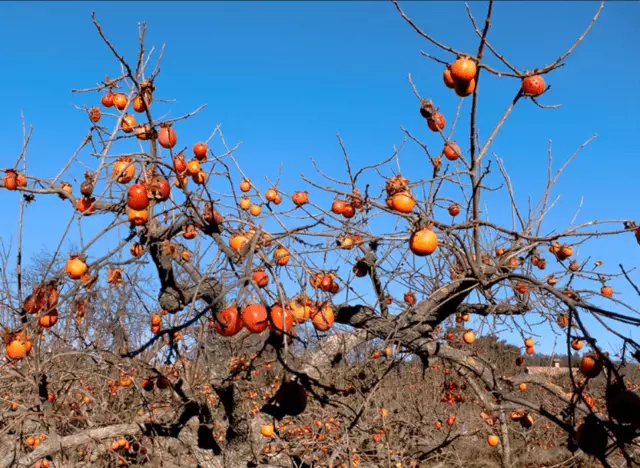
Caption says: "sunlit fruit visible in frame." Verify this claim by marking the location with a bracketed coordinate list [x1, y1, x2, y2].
[38, 310, 59, 328]
[242, 303, 268, 334]
[193, 142, 207, 160]
[186, 159, 200, 176]
[487, 434, 499, 447]
[128, 208, 148, 226]
[290, 296, 312, 323]
[112, 157, 136, 183]
[66, 256, 88, 280]
[127, 183, 149, 210]
[113, 93, 127, 110]
[192, 170, 206, 185]
[521, 74, 546, 97]
[239, 196, 251, 211]
[580, 355, 603, 378]
[6, 340, 27, 360]
[391, 191, 415, 213]
[121, 114, 136, 133]
[249, 204, 262, 216]
[312, 303, 335, 331]
[214, 306, 244, 337]
[448, 203, 460, 216]
[462, 331, 475, 344]
[266, 187, 278, 202]
[101, 92, 115, 107]
[404, 291, 416, 305]
[332, 199, 346, 215]
[443, 142, 461, 161]
[157, 125, 177, 149]
[132, 95, 148, 113]
[252, 269, 269, 288]
[443, 67, 455, 89]
[269, 303, 294, 335]
[292, 191, 308, 206]
[239, 178, 251, 192]
[261, 424, 274, 438]
[173, 154, 187, 173]
[229, 232, 249, 252]
[409, 227, 438, 256]
[450, 57, 477, 82]
[274, 246, 290, 266]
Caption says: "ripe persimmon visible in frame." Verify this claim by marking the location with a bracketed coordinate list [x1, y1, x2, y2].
[601, 286, 613, 297]
[66, 256, 88, 280]
[113, 93, 127, 110]
[6, 340, 27, 360]
[409, 228, 438, 256]
[292, 191, 308, 206]
[185, 159, 200, 176]
[261, 424, 274, 437]
[521, 74, 546, 97]
[448, 203, 460, 217]
[242, 303, 268, 334]
[252, 269, 269, 288]
[239, 178, 251, 192]
[112, 157, 136, 183]
[443, 67, 455, 89]
[128, 208, 148, 226]
[265, 187, 278, 202]
[38, 310, 59, 328]
[229, 232, 249, 252]
[121, 114, 136, 133]
[450, 57, 477, 82]
[249, 204, 262, 216]
[391, 191, 415, 213]
[312, 303, 335, 331]
[580, 355, 603, 378]
[462, 331, 475, 344]
[427, 112, 446, 132]
[101, 92, 115, 107]
[274, 246, 290, 266]
[454, 78, 476, 97]
[331, 199, 346, 215]
[173, 154, 187, 173]
[269, 303, 293, 335]
[127, 183, 149, 210]
[443, 142, 461, 161]
[157, 125, 177, 149]
[290, 296, 312, 323]
[215, 306, 244, 337]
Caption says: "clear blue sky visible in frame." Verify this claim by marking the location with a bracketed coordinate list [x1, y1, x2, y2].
[0, 2, 638, 355]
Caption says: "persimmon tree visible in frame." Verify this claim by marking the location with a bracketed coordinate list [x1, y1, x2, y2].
[1, 2, 639, 468]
